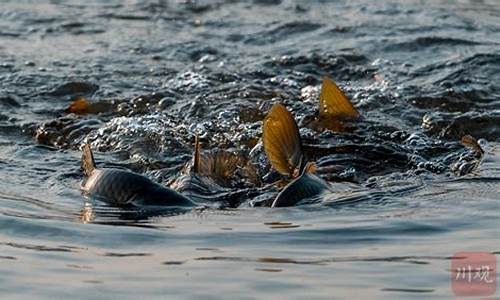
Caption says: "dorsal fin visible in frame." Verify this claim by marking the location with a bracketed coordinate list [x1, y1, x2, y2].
[81, 144, 96, 176]
[319, 77, 359, 119]
[262, 103, 304, 178]
[461, 135, 484, 155]
[193, 135, 201, 173]
[200, 151, 244, 180]
[191, 136, 246, 183]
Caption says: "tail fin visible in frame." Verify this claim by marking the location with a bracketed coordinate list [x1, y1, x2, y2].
[263, 103, 304, 178]
[319, 77, 359, 119]
[81, 144, 96, 176]
[193, 135, 201, 173]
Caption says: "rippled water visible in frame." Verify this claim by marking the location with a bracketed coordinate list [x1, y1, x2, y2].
[1, 0, 499, 298]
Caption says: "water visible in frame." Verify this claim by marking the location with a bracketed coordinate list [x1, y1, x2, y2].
[1, 0, 499, 298]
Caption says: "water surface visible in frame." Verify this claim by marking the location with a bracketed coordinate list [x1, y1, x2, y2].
[0, 0, 499, 298]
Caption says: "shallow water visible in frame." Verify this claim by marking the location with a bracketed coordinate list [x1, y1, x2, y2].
[1, 0, 499, 298]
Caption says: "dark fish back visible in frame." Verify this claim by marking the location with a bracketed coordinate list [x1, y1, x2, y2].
[83, 169, 195, 207]
[272, 173, 331, 207]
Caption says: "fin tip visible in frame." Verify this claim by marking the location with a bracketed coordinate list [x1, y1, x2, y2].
[320, 76, 360, 119]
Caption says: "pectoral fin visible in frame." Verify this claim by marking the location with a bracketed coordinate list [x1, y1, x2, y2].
[263, 103, 304, 178]
[319, 77, 359, 119]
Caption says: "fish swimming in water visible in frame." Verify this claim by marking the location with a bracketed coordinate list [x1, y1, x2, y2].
[80, 144, 196, 208]
[172, 136, 261, 208]
[263, 103, 333, 207]
[171, 136, 232, 200]
[262, 79, 484, 207]
[262, 77, 361, 207]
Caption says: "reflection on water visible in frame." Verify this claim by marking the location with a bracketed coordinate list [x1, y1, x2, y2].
[1, 0, 499, 298]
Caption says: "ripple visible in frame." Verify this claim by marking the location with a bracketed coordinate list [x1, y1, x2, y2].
[0, 242, 75, 252]
[385, 36, 482, 51]
[244, 21, 322, 45]
[0, 0, 499, 297]
[103, 252, 152, 257]
[381, 288, 434, 293]
[422, 111, 500, 140]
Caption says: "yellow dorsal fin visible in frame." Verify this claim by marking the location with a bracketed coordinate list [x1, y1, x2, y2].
[319, 77, 360, 119]
[461, 135, 484, 155]
[263, 103, 304, 178]
[193, 135, 201, 173]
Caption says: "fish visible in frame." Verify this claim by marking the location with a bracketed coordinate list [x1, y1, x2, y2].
[80, 144, 196, 208]
[171, 136, 228, 198]
[171, 136, 261, 208]
[263, 103, 332, 207]
[272, 162, 332, 207]
[262, 77, 360, 207]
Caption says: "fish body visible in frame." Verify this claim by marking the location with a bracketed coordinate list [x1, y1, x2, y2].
[171, 136, 258, 208]
[80, 145, 195, 207]
[272, 170, 331, 207]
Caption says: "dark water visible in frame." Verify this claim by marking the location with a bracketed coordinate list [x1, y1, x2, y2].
[1, 0, 499, 298]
